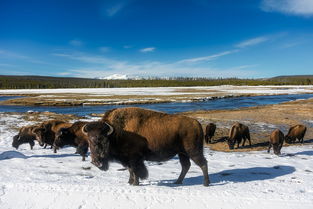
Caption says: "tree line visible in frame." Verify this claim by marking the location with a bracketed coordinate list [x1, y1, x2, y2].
[0, 75, 313, 89]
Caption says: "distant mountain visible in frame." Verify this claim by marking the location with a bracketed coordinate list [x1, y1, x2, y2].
[99, 74, 129, 80]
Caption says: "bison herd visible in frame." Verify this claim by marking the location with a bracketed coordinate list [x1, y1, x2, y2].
[12, 107, 308, 186]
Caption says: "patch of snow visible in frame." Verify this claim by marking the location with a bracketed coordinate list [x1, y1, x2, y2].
[0, 113, 313, 209]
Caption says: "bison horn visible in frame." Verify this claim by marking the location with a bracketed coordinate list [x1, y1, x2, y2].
[82, 124, 88, 136]
[105, 122, 114, 136]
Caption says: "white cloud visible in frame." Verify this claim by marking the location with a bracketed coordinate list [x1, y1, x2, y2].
[69, 39, 83, 47]
[140, 47, 156, 53]
[261, 0, 313, 16]
[235, 36, 269, 48]
[178, 50, 238, 64]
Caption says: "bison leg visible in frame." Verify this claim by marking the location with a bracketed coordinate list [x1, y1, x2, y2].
[29, 141, 35, 150]
[44, 144, 48, 149]
[128, 168, 136, 185]
[175, 153, 191, 184]
[267, 143, 272, 153]
[190, 154, 210, 186]
[237, 139, 241, 149]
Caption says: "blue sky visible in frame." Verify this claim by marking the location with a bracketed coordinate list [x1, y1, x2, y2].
[0, 0, 313, 78]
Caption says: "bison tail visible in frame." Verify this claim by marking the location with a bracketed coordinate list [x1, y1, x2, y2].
[134, 161, 148, 180]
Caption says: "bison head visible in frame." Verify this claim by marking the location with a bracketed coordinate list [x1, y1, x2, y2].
[54, 127, 72, 148]
[272, 143, 282, 155]
[226, 137, 236, 150]
[82, 121, 114, 171]
[284, 135, 294, 144]
[32, 127, 46, 146]
[12, 135, 20, 149]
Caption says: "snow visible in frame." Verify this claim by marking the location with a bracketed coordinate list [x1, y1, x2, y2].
[1, 85, 313, 96]
[1, 113, 313, 209]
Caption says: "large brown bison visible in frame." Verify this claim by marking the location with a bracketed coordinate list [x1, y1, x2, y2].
[83, 107, 210, 186]
[227, 122, 251, 149]
[205, 123, 216, 144]
[33, 120, 72, 153]
[285, 124, 307, 144]
[83, 121, 149, 185]
[54, 121, 89, 161]
[268, 129, 284, 155]
[12, 125, 39, 150]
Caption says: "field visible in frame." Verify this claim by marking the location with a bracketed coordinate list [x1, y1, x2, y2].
[1, 86, 313, 208]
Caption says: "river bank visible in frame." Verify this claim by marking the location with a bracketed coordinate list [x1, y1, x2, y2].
[1, 85, 313, 106]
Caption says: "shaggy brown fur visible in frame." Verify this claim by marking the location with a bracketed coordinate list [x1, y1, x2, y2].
[227, 122, 251, 149]
[205, 123, 216, 144]
[99, 107, 209, 186]
[33, 120, 72, 153]
[12, 125, 39, 150]
[268, 129, 284, 155]
[54, 121, 89, 161]
[285, 124, 307, 144]
[83, 121, 149, 185]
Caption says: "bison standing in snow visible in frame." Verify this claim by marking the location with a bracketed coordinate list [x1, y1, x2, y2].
[33, 120, 72, 153]
[83, 107, 210, 186]
[204, 123, 216, 144]
[285, 124, 307, 144]
[12, 125, 39, 150]
[268, 129, 284, 155]
[54, 121, 89, 161]
[227, 122, 251, 149]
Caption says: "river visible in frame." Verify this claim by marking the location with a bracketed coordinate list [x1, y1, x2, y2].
[0, 94, 313, 116]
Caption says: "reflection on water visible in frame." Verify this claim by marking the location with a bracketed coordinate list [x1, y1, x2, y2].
[0, 94, 313, 116]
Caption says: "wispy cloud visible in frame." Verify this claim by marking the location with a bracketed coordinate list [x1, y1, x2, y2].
[140, 47, 156, 53]
[106, 3, 126, 17]
[235, 36, 269, 48]
[0, 49, 47, 64]
[52, 51, 258, 78]
[261, 0, 313, 17]
[178, 50, 238, 64]
[69, 39, 83, 47]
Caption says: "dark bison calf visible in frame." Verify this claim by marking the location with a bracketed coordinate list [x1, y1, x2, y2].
[268, 129, 284, 155]
[12, 125, 39, 149]
[33, 120, 72, 153]
[285, 124, 307, 144]
[54, 121, 89, 161]
[227, 122, 251, 149]
[83, 121, 149, 185]
[205, 123, 216, 144]
[84, 107, 210, 186]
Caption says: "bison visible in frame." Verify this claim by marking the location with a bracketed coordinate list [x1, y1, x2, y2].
[12, 125, 39, 150]
[227, 122, 251, 149]
[204, 123, 216, 144]
[268, 129, 284, 155]
[285, 124, 307, 144]
[33, 120, 72, 153]
[54, 121, 89, 161]
[83, 121, 149, 185]
[83, 107, 210, 186]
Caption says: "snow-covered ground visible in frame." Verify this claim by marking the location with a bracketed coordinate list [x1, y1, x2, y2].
[1, 85, 313, 96]
[1, 113, 313, 209]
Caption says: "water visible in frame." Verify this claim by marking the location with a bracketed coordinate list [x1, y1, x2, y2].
[0, 94, 312, 116]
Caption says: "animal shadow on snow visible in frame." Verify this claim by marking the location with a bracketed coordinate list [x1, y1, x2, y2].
[157, 165, 295, 187]
[0, 150, 77, 160]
